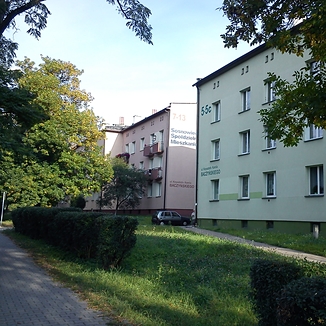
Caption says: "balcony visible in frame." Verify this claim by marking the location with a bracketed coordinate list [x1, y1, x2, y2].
[143, 142, 164, 157]
[143, 145, 153, 157]
[146, 167, 163, 181]
[151, 141, 164, 154]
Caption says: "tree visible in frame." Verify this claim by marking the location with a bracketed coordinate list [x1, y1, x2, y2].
[220, 0, 326, 146]
[0, 57, 113, 209]
[0, 0, 152, 65]
[100, 158, 147, 214]
[0, 65, 48, 158]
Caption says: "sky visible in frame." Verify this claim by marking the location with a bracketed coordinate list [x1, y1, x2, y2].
[5, 0, 254, 126]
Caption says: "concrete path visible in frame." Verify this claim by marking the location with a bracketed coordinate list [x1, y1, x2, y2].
[181, 226, 326, 264]
[0, 228, 113, 326]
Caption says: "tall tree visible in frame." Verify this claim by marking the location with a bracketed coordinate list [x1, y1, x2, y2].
[220, 0, 326, 146]
[100, 158, 147, 215]
[0, 57, 113, 209]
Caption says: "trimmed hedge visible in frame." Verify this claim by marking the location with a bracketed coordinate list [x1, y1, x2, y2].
[276, 277, 326, 326]
[249, 259, 303, 326]
[11, 207, 138, 268]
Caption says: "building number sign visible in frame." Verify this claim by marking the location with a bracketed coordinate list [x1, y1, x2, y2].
[201, 105, 211, 116]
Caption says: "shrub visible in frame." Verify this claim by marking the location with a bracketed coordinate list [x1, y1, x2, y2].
[276, 277, 326, 326]
[96, 215, 138, 269]
[250, 259, 303, 326]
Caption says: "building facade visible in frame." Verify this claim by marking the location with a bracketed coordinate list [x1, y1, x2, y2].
[194, 44, 326, 236]
[85, 103, 197, 216]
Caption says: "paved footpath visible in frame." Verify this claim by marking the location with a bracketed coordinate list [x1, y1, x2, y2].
[0, 228, 113, 326]
[181, 226, 326, 264]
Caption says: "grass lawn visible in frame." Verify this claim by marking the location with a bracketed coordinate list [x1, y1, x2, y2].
[201, 227, 326, 257]
[3, 216, 326, 326]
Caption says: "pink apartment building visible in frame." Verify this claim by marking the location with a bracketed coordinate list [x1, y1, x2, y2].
[85, 103, 197, 216]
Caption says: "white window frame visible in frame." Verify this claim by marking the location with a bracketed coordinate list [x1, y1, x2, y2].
[213, 101, 221, 122]
[240, 175, 250, 199]
[125, 143, 129, 153]
[265, 127, 276, 149]
[309, 165, 324, 195]
[140, 137, 145, 151]
[240, 130, 250, 154]
[241, 88, 251, 112]
[211, 179, 219, 200]
[156, 182, 162, 197]
[265, 172, 276, 197]
[150, 133, 156, 145]
[130, 141, 136, 154]
[211, 139, 220, 160]
[265, 80, 276, 102]
[147, 183, 153, 197]
[305, 124, 323, 141]
[139, 161, 144, 170]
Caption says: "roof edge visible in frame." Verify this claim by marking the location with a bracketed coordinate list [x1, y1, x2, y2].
[193, 43, 268, 87]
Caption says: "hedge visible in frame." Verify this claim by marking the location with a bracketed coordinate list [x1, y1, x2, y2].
[11, 207, 138, 268]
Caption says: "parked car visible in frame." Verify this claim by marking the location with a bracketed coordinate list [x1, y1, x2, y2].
[152, 210, 191, 226]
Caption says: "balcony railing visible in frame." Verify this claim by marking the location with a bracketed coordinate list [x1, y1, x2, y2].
[143, 141, 164, 157]
[146, 167, 163, 181]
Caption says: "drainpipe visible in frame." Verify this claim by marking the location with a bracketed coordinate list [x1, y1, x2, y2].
[163, 108, 170, 210]
[195, 83, 200, 225]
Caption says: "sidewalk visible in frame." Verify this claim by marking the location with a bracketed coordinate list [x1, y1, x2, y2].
[181, 226, 326, 264]
[0, 228, 113, 326]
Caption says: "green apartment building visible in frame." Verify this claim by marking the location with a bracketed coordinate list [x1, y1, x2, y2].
[194, 44, 325, 236]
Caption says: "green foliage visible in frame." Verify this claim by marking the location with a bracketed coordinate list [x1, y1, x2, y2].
[276, 277, 326, 326]
[259, 66, 326, 146]
[100, 158, 147, 213]
[249, 259, 303, 326]
[96, 215, 138, 268]
[220, 0, 326, 146]
[0, 57, 113, 209]
[11, 206, 82, 239]
[12, 207, 138, 268]
[70, 195, 86, 209]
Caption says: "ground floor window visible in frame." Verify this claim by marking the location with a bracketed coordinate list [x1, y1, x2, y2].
[211, 179, 219, 200]
[240, 175, 249, 199]
[309, 165, 324, 195]
[264, 171, 276, 197]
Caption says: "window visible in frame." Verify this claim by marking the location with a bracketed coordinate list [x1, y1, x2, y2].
[149, 159, 154, 169]
[150, 133, 156, 145]
[265, 127, 276, 149]
[147, 183, 153, 197]
[211, 180, 219, 200]
[130, 141, 135, 154]
[305, 124, 323, 140]
[241, 88, 250, 111]
[213, 101, 221, 122]
[241, 220, 248, 228]
[309, 165, 324, 195]
[156, 183, 162, 197]
[240, 130, 250, 154]
[140, 137, 145, 151]
[265, 172, 276, 197]
[266, 221, 274, 229]
[240, 175, 249, 199]
[139, 161, 144, 170]
[158, 130, 164, 142]
[265, 80, 276, 102]
[125, 143, 129, 153]
[211, 139, 220, 160]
